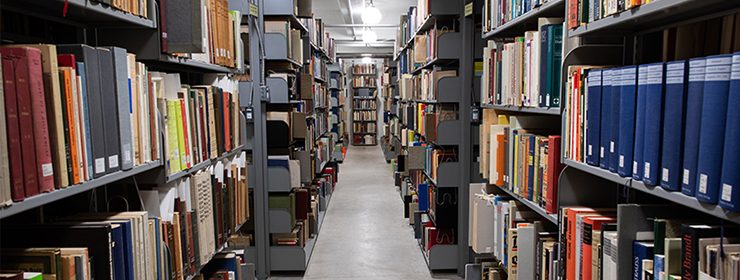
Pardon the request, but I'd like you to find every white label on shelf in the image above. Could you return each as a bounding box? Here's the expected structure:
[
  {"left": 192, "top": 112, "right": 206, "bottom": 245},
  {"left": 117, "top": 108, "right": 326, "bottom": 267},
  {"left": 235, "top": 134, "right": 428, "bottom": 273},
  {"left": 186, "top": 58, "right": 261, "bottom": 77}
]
[
  {"left": 662, "top": 168, "right": 669, "bottom": 182},
  {"left": 633, "top": 161, "right": 638, "bottom": 175},
  {"left": 644, "top": 163, "right": 651, "bottom": 179},
  {"left": 610, "top": 141, "right": 614, "bottom": 153},
  {"left": 42, "top": 163, "right": 54, "bottom": 177},
  {"left": 95, "top": 158, "right": 106, "bottom": 174},
  {"left": 699, "top": 174, "right": 708, "bottom": 194},
  {"left": 600, "top": 147, "right": 605, "bottom": 158},
  {"left": 619, "top": 155, "right": 624, "bottom": 168},
  {"left": 722, "top": 184, "right": 733, "bottom": 201},
  {"left": 683, "top": 169, "right": 690, "bottom": 185},
  {"left": 109, "top": 155, "right": 119, "bottom": 168},
  {"left": 588, "top": 144, "right": 592, "bottom": 156}
]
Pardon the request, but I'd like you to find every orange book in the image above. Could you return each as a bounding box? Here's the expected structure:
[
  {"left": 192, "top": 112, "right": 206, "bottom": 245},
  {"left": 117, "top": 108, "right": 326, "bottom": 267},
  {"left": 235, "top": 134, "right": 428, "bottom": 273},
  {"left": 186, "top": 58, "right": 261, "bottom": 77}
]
[
  {"left": 60, "top": 68, "right": 80, "bottom": 184},
  {"left": 495, "top": 134, "right": 505, "bottom": 186}
]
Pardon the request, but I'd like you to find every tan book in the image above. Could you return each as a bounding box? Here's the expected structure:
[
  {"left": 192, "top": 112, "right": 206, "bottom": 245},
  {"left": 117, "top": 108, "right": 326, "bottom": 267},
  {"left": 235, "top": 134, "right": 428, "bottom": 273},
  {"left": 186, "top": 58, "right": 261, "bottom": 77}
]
[
  {"left": 1, "top": 248, "right": 61, "bottom": 280},
  {"left": 128, "top": 54, "right": 141, "bottom": 166},
  {"left": 0, "top": 58, "right": 10, "bottom": 206}
]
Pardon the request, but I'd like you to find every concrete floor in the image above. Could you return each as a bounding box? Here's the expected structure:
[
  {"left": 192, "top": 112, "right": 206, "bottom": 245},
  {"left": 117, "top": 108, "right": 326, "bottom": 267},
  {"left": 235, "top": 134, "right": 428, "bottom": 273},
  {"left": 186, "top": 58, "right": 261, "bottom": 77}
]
[{"left": 269, "top": 145, "right": 462, "bottom": 280}]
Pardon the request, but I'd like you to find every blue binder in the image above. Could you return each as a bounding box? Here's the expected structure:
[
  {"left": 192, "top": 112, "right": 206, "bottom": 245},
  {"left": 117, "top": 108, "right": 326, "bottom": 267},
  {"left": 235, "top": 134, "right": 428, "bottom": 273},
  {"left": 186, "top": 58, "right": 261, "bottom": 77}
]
[
  {"left": 632, "top": 65, "right": 649, "bottom": 180},
  {"left": 418, "top": 183, "right": 429, "bottom": 211},
  {"left": 719, "top": 52, "right": 740, "bottom": 211},
  {"left": 600, "top": 69, "right": 614, "bottom": 170},
  {"left": 680, "top": 57, "right": 707, "bottom": 196},
  {"left": 586, "top": 69, "right": 602, "bottom": 167},
  {"left": 609, "top": 67, "right": 623, "bottom": 173},
  {"left": 660, "top": 60, "right": 688, "bottom": 191},
  {"left": 643, "top": 63, "right": 666, "bottom": 185},
  {"left": 618, "top": 66, "right": 638, "bottom": 177},
  {"left": 696, "top": 54, "right": 733, "bottom": 204}
]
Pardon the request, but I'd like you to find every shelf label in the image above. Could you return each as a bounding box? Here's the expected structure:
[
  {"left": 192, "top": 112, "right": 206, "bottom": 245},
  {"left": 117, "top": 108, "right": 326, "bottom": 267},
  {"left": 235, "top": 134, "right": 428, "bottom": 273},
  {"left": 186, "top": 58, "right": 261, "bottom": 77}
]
[
  {"left": 250, "top": 3, "right": 258, "bottom": 17},
  {"left": 465, "top": 2, "right": 473, "bottom": 17}
]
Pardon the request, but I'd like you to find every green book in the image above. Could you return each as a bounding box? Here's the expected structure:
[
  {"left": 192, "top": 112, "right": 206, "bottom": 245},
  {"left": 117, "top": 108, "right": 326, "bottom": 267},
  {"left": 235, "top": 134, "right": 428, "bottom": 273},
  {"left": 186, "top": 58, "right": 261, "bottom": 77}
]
[
  {"left": 166, "top": 100, "right": 181, "bottom": 173},
  {"left": 175, "top": 97, "right": 188, "bottom": 169},
  {"left": 547, "top": 24, "right": 563, "bottom": 108}
]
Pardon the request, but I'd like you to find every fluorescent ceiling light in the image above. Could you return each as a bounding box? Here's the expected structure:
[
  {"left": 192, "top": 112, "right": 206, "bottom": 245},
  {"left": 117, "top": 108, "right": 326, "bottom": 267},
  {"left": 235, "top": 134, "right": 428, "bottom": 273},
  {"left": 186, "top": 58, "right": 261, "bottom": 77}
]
[
  {"left": 362, "top": 30, "right": 378, "bottom": 43},
  {"left": 361, "top": 4, "right": 381, "bottom": 24},
  {"left": 362, "top": 57, "right": 372, "bottom": 63}
]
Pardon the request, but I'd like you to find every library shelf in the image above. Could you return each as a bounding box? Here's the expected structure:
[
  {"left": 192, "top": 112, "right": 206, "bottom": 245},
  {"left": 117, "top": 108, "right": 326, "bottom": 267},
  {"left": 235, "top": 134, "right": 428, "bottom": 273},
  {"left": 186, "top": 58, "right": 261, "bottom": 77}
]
[
  {"left": 422, "top": 170, "right": 438, "bottom": 186},
  {"left": 265, "top": 57, "right": 303, "bottom": 68},
  {"left": 410, "top": 57, "right": 459, "bottom": 74},
  {"left": 480, "top": 103, "right": 561, "bottom": 115},
  {"left": 481, "top": 0, "right": 564, "bottom": 39},
  {"left": 353, "top": 143, "right": 377, "bottom": 146},
  {"left": 490, "top": 181, "right": 558, "bottom": 224},
  {"left": 329, "top": 86, "right": 341, "bottom": 91},
  {"left": 416, "top": 238, "right": 458, "bottom": 270},
  {"left": 394, "top": 36, "right": 416, "bottom": 62},
  {"left": 316, "top": 160, "right": 329, "bottom": 174},
  {"left": 309, "top": 42, "right": 331, "bottom": 61},
  {"left": 567, "top": 0, "right": 740, "bottom": 37},
  {"left": 353, "top": 132, "right": 377, "bottom": 134},
  {"left": 354, "top": 96, "right": 376, "bottom": 99},
  {"left": 351, "top": 73, "right": 377, "bottom": 76},
  {"left": 352, "top": 108, "right": 376, "bottom": 111},
  {"left": 0, "top": 0, "right": 156, "bottom": 29},
  {"left": 314, "top": 106, "right": 328, "bottom": 110},
  {"left": 0, "top": 159, "right": 162, "bottom": 219},
  {"left": 165, "top": 145, "right": 246, "bottom": 183},
  {"left": 185, "top": 217, "right": 250, "bottom": 280},
  {"left": 145, "top": 55, "right": 240, "bottom": 74},
  {"left": 314, "top": 75, "right": 326, "bottom": 83},
  {"left": 564, "top": 159, "right": 740, "bottom": 224},
  {"left": 352, "top": 86, "right": 378, "bottom": 89}
]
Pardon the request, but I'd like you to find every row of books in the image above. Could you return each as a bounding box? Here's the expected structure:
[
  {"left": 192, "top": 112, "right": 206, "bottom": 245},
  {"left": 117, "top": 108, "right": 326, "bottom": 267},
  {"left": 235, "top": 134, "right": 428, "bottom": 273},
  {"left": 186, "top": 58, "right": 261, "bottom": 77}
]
[
  {"left": 354, "top": 99, "right": 377, "bottom": 109},
  {"left": 0, "top": 44, "right": 160, "bottom": 204},
  {"left": 164, "top": 0, "right": 242, "bottom": 69},
  {"left": 566, "top": 0, "right": 656, "bottom": 29},
  {"left": 156, "top": 73, "right": 241, "bottom": 176},
  {"left": 309, "top": 53, "right": 327, "bottom": 82},
  {"left": 264, "top": 20, "right": 304, "bottom": 62},
  {"left": 353, "top": 135, "right": 376, "bottom": 145},
  {"left": 411, "top": 24, "right": 455, "bottom": 66},
  {"left": 481, "top": 19, "right": 564, "bottom": 108},
  {"left": 418, "top": 68, "right": 457, "bottom": 101},
  {"left": 468, "top": 193, "right": 557, "bottom": 280},
  {"left": 482, "top": 0, "right": 556, "bottom": 32},
  {"left": 300, "top": 17, "right": 335, "bottom": 60},
  {"left": 564, "top": 52, "right": 740, "bottom": 211},
  {"left": 268, "top": 189, "right": 317, "bottom": 247},
  {"left": 351, "top": 76, "right": 377, "bottom": 88},
  {"left": 353, "top": 111, "right": 377, "bottom": 121},
  {"left": 108, "top": 0, "right": 148, "bottom": 19},
  {"left": 0, "top": 152, "right": 249, "bottom": 280},
  {"left": 352, "top": 123, "right": 376, "bottom": 134},
  {"left": 423, "top": 145, "right": 456, "bottom": 182},
  {"left": 313, "top": 84, "right": 329, "bottom": 108},
  {"left": 312, "top": 111, "right": 331, "bottom": 141},
  {"left": 351, "top": 64, "right": 376, "bottom": 75},
  {"left": 560, "top": 206, "right": 740, "bottom": 280}
]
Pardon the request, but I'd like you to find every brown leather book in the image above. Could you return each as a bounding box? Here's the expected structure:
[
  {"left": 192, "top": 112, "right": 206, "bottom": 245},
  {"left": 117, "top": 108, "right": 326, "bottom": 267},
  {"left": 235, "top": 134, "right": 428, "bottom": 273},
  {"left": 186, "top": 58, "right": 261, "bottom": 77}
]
[{"left": 2, "top": 55, "right": 25, "bottom": 201}]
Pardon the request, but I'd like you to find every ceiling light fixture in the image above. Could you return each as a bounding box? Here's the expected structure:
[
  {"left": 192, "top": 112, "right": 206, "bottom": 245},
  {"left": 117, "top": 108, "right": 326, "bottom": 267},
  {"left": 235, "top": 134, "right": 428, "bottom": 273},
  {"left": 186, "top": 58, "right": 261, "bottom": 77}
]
[
  {"left": 361, "top": 0, "right": 382, "bottom": 24},
  {"left": 362, "top": 57, "right": 372, "bottom": 63},
  {"left": 362, "top": 29, "right": 377, "bottom": 43}
]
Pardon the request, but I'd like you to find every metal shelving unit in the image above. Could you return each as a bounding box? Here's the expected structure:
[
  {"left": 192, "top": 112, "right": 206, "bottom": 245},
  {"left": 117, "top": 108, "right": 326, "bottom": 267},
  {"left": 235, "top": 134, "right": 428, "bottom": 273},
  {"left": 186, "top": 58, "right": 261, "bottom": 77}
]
[
  {"left": 481, "top": 0, "right": 564, "bottom": 38},
  {"left": 481, "top": 103, "right": 561, "bottom": 115}
]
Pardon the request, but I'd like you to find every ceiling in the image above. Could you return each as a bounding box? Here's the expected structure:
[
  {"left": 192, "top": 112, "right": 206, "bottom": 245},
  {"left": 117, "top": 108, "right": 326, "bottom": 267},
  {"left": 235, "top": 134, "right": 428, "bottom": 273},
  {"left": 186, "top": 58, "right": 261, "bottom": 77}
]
[{"left": 311, "top": 0, "right": 417, "bottom": 55}]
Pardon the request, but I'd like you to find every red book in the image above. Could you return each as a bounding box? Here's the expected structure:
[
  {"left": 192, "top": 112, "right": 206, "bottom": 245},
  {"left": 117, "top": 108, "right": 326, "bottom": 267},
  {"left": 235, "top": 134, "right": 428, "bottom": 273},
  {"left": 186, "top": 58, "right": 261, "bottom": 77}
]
[
  {"left": 568, "top": 0, "right": 578, "bottom": 29},
  {"left": 546, "top": 135, "right": 564, "bottom": 214},
  {"left": 57, "top": 55, "right": 76, "bottom": 69},
  {"left": 213, "top": 175, "right": 223, "bottom": 246},
  {"left": 1, "top": 48, "right": 39, "bottom": 197},
  {"left": 295, "top": 189, "right": 309, "bottom": 220},
  {"left": 180, "top": 99, "right": 191, "bottom": 168},
  {"left": 582, "top": 216, "right": 617, "bottom": 280},
  {"left": 159, "top": 0, "right": 168, "bottom": 53},
  {"left": 427, "top": 227, "right": 454, "bottom": 251},
  {"left": 148, "top": 73, "right": 157, "bottom": 161},
  {"left": 185, "top": 211, "right": 196, "bottom": 275},
  {"left": 25, "top": 48, "right": 54, "bottom": 193},
  {"left": 222, "top": 91, "right": 230, "bottom": 152},
  {"left": 2, "top": 55, "right": 26, "bottom": 201}
]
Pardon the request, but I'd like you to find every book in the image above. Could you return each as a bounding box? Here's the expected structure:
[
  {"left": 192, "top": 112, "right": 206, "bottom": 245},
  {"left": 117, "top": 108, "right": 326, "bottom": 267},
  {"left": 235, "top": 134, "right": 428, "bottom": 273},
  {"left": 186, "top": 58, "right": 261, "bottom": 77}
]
[
  {"left": 105, "top": 47, "right": 134, "bottom": 171},
  {"left": 680, "top": 224, "right": 740, "bottom": 279},
  {"left": 0, "top": 58, "right": 9, "bottom": 206},
  {"left": 599, "top": 69, "right": 613, "bottom": 170},
  {"left": 719, "top": 52, "right": 740, "bottom": 212},
  {"left": 617, "top": 66, "right": 638, "bottom": 177},
  {"left": 74, "top": 62, "right": 94, "bottom": 182},
  {"left": 96, "top": 48, "right": 121, "bottom": 174},
  {"left": 681, "top": 57, "right": 707, "bottom": 196},
  {"left": 59, "top": 67, "right": 81, "bottom": 185},
  {"left": 586, "top": 69, "right": 602, "bottom": 166},
  {"left": 643, "top": 63, "right": 665, "bottom": 185},
  {"left": 546, "top": 135, "right": 563, "bottom": 214},
  {"left": 634, "top": 241, "right": 654, "bottom": 280},
  {"left": 660, "top": 60, "right": 688, "bottom": 191},
  {"left": 2, "top": 55, "right": 25, "bottom": 201},
  {"left": 608, "top": 67, "right": 622, "bottom": 173},
  {"left": 696, "top": 54, "right": 733, "bottom": 204},
  {"left": 632, "top": 65, "right": 648, "bottom": 180}
]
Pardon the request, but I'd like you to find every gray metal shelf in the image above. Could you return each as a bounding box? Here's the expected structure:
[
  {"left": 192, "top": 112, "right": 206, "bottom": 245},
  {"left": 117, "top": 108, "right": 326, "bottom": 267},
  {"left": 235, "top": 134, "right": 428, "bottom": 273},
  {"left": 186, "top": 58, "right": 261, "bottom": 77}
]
[
  {"left": 263, "top": 0, "right": 309, "bottom": 33},
  {"left": 567, "top": 0, "right": 740, "bottom": 37},
  {"left": 417, "top": 239, "right": 459, "bottom": 270},
  {"left": 482, "top": 0, "right": 564, "bottom": 39},
  {"left": 0, "top": 159, "right": 162, "bottom": 219},
  {"left": 145, "top": 55, "right": 239, "bottom": 74},
  {"left": 481, "top": 104, "right": 561, "bottom": 115},
  {"left": 490, "top": 180, "right": 558, "bottom": 224},
  {"left": 1, "top": 0, "right": 156, "bottom": 29},
  {"left": 564, "top": 159, "right": 740, "bottom": 224},
  {"left": 165, "top": 145, "right": 245, "bottom": 183}
]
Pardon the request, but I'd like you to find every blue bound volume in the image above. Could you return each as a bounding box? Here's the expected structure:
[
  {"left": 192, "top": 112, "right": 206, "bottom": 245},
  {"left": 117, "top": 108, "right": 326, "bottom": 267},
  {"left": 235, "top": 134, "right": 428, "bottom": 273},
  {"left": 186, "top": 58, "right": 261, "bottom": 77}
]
[
  {"left": 609, "top": 67, "right": 623, "bottom": 173},
  {"left": 680, "top": 57, "right": 707, "bottom": 196},
  {"left": 643, "top": 63, "right": 666, "bottom": 185},
  {"left": 618, "top": 66, "right": 638, "bottom": 177},
  {"left": 633, "top": 241, "right": 654, "bottom": 280},
  {"left": 696, "top": 54, "right": 733, "bottom": 204},
  {"left": 586, "top": 69, "right": 602, "bottom": 167},
  {"left": 600, "top": 69, "right": 613, "bottom": 170},
  {"left": 632, "top": 65, "right": 649, "bottom": 180},
  {"left": 418, "top": 183, "right": 429, "bottom": 211},
  {"left": 660, "top": 60, "right": 688, "bottom": 191},
  {"left": 719, "top": 52, "right": 740, "bottom": 212}
]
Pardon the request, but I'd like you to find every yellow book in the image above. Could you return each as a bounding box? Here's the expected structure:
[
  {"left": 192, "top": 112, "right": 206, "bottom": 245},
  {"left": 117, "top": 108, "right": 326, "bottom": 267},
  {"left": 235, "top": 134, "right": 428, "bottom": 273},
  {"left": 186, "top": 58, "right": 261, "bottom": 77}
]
[
  {"left": 175, "top": 98, "right": 188, "bottom": 170},
  {"left": 166, "top": 100, "right": 181, "bottom": 173}
]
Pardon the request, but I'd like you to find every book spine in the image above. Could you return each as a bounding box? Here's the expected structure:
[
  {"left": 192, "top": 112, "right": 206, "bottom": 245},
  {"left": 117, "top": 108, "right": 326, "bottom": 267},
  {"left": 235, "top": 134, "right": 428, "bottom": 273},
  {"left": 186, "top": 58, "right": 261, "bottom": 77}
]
[
  {"left": 680, "top": 58, "right": 707, "bottom": 196},
  {"left": 12, "top": 50, "right": 41, "bottom": 196},
  {"left": 608, "top": 67, "right": 622, "bottom": 173},
  {"left": 109, "top": 47, "right": 134, "bottom": 170},
  {"left": 599, "top": 70, "right": 612, "bottom": 170},
  {"left": 76, "top": 63, "right": 94, "bottom": 182},
  {"left": 586, "top": 70, "right": 602, "bottom": 167},
  {"left": 719, "top": 52, "right": 740, "bottom": 212},
  {"left": 166, "top": 100, "right": 181, "bottom": 173},
  {"left": 546, "top": 136, "right": 562, "bottom": 214},
  {"left": 696, "top": 54, "right": 733, "bottom": 204},
  {"left": 26, "top": 48, "right": 55, "bottom": 193},
  {"left": 62, "top": 69, "right": 80, "bottom": 185},
  {"left": 550, "top": 25, "right": 564, "bottom": 108},
  {"left": 660, "top": 61, "right": 688, "bottom": 190},
  {"left": 177, "top": 99, "right": 188, "bottom": 169},
  {"left": 96, "top": 48, "right": 121, "bottom": 174},
  {"left": 632, "top": 65, "right": 648, "bottom": 180},
  {"left": 617, "top": 66, "right": 638, "bottom": 177},
  {"left": 2, "top": 56, "right": 26, "bottom": 201},
  {"left": 643, "top": 63, "right": 665, "bottom": 185}
]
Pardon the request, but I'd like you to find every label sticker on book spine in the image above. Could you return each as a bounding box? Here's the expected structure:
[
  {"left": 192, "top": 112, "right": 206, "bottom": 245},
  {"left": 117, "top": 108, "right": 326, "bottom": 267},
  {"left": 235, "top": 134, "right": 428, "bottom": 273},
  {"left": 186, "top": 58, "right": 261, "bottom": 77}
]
[
  {"left": 610, "top": 142, "right": 615, "bottom": 153},
  {"left": 42, "top": 163, "right": 54, "bottom": 177},
  {"left": 619, "top": 155, "right": 624, "bottom": 167},
  {"left": 683, "top": 169, "right": 690, "bottom": 185},
  {"left": 109, "top": 155, "right": 119, "bottom": 168},
  {"left": 644, "top": 163, "right": 650, "bottom": 179},
  {"left": 662, "top": 168, "right": 669, "bottom": 182},
  {"left": 95, "top": 158, "right": 106, "bottom": 174},
  {"left": 588, "top": 144, "right": 592, "bottom": 156},
  {"left": 699, "top": 174, "right": 708, "bottom": 194},
  {"left": 722, "top": 184, "right": 733, "bottom": 201},
  {"left": 633, "top": 162, "right": 638, "bottom": 174},
  {"left": 600, "top": 147, "right": 605, "bottom": 158}
]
